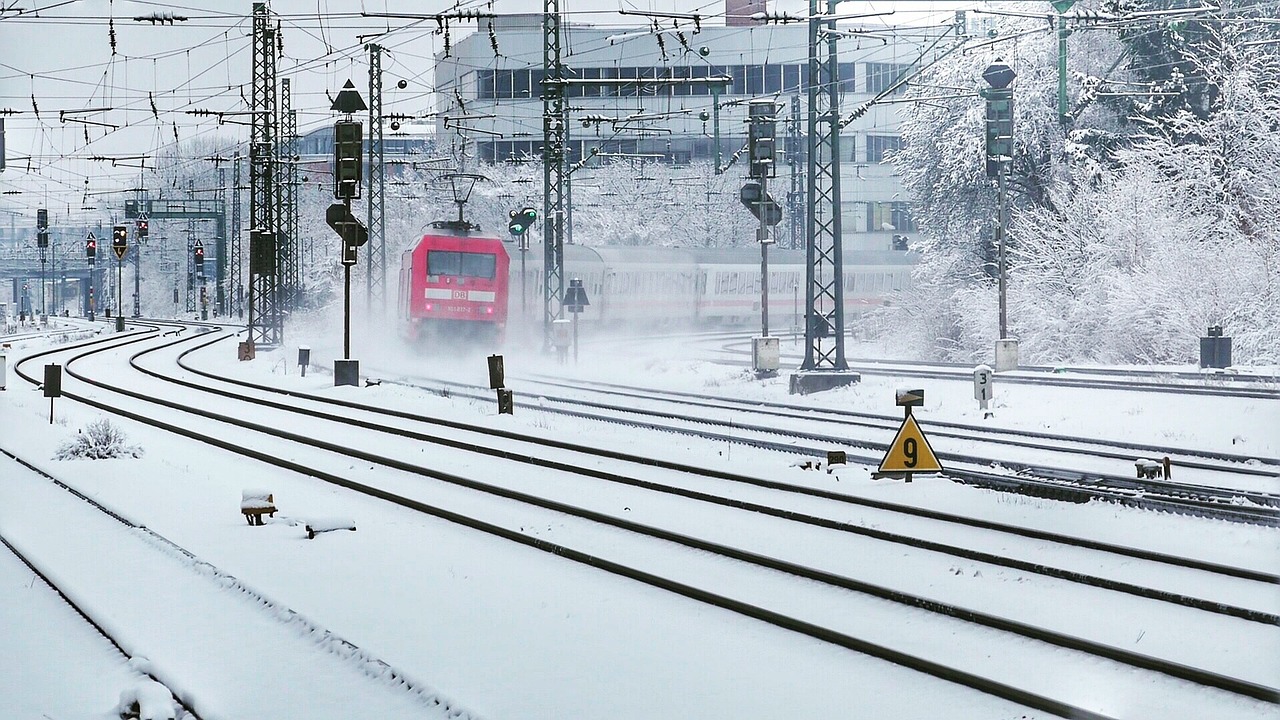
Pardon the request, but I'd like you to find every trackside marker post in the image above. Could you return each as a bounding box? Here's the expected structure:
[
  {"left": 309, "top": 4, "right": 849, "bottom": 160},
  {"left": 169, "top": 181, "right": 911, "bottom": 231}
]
[
  {"left": 974, "top": 364, "right": 993, "bottom": 417},
  {"left": 43, "top": 363, "right": 62, "bottom": 424},
  {"left": 875, "top": 388, "right": 942, "bottom": 483}
]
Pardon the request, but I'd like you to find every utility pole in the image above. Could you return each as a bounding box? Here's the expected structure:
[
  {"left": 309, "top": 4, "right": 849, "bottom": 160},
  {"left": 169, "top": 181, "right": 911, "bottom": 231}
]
[{"left": 1052, "top": 0, "right": 1075, "bottom": 126}]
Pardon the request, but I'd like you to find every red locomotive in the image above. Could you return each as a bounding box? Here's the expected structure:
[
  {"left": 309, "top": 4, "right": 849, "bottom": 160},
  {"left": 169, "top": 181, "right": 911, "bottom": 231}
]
[{"left": 398, "top": 222, "right": 511, "bottom": 345}]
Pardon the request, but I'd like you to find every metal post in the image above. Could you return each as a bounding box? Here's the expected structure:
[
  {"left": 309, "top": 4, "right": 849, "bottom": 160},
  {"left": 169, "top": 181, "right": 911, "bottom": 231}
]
[
  {"left": 712, "top": 85, "right": 723, "bottom": 174},
  {"left": 997, "top": 169, "right": 1008, "bottom": 339},
  {"left": 116, "top": 255, "right": 123, "bottom": 330},
  {"left": 344, "top": 263, "right": 352, "bottom": 360},
  {"left": 1053, "top": 0, "right": 1075, "bottom": 125},
  {"left": 572, "top": 311, "right": 579, "bottom": 363},
  {"left": 132, "top": 233, "right": 141, "bottom": 318},
  {"left": 760, "top": 172, "right": 769, "bottom": 337},
  {"left": 87, "top": 256, "right": 95, "bottom": 321},
  {"left": 520, "top": 242, "right": 528, "bottom": 321}
]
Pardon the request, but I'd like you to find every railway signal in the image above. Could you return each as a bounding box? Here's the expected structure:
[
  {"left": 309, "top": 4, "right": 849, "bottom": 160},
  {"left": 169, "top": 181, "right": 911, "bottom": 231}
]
[
  {"left": 136, "top": 216, "right": 149, "bottom": 239},
  {"left": 747, "top": 100, "right": 778, "bottom": 179},
  {"left": 739, "top": 182, "right": 782, "bottom": 227},
  {"left": 112, "top": 225, "right": 128, "bottom": 260},
  {"left": 326, "top": 202, "right": 368, "bottom": 261},
  {"left": 36, "top": 208, "right": 48, "bottom": 248},
  {"left": 333, "top": 120, "right": 363, "bottom": 200},
  {"left": 193, "top": 240, "right": 205, "bottom": 271},
  {"left": 85, "top": 232, "right": 97, "bottom": 261},
  {"left": 508, "top": 206, "right": 537, "bottom": 236}
]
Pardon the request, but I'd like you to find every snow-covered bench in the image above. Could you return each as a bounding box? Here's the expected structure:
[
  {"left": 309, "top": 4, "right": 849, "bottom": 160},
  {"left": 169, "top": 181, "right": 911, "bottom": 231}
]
[{"left": 240, "top": 489, "right": 277, "bottom": 526}]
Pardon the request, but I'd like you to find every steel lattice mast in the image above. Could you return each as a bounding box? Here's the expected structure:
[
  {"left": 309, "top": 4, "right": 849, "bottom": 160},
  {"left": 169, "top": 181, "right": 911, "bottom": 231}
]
[
  {"left": 366, "top": 43, "right": 387, "bottom": 315},
  {"left": 542, "top": 0, "right": 567, "bottom": 347},
  {"left": 278, "top": 77, "right": 298, "bottom": 308},
  {"left": 231, "top": 150, "right": 243, "bottom": 318},
  {"left": 248, "top": 1, "right": 282, "bottom": 347},
  {"left": 801, "top": 0, "right": 848, "bottom": 372},
  {"left": 787, "top": 95, "right": 804, "bottom": 252},
  {"left": 215, "top": 164, "right": 226, "bottom": 314}
]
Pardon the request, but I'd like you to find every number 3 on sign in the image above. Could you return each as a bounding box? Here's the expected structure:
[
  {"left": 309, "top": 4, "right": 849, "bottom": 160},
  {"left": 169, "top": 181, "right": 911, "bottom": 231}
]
[{"left": 878, "top": 415, "right": 942, "bottom": 474}]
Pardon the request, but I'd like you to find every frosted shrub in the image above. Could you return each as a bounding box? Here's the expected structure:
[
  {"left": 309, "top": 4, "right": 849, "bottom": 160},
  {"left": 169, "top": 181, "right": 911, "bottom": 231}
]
[{"left": 55, "top": 419, "right": 144, "bottom": 460}]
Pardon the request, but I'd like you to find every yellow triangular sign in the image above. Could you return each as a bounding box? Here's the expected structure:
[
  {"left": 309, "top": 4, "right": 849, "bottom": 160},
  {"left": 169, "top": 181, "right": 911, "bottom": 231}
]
[{"left": 878, "top": 414, "right": 943, "bottom": 473}]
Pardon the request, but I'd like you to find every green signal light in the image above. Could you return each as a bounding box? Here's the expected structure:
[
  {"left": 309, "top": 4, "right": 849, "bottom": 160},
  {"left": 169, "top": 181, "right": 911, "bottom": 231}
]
[{"left": 508, "top": 206, "right": 538, "bottom": 236}]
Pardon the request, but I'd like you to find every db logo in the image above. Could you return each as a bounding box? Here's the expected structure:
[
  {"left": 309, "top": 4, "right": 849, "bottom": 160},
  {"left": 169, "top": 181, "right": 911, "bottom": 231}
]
[{"left": 452, "top": 290, "right": 467, "bottom": 300}]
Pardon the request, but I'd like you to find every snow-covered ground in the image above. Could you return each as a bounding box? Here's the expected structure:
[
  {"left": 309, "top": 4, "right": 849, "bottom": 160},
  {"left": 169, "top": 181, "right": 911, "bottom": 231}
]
[{"left": 1, "top": 320, "right": 1277, "bottom": 719}]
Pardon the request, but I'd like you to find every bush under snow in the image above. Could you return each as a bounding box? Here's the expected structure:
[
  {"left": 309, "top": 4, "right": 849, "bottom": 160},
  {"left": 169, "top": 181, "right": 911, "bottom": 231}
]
[{"left": 55, "top": 419, "right": 144, "bottom": 460}]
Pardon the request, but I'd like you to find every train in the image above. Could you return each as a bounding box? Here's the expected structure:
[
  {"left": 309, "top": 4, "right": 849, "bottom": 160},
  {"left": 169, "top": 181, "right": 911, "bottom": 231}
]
[
  {"left": 398, "top": 221, "right": 512, "bottom": 344},
  {"left": 399, "top": 222, "right": 916, "bottom": 344}
]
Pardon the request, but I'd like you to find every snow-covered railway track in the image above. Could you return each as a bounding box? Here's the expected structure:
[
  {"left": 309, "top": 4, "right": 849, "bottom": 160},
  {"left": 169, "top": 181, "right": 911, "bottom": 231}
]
[
  {"left": 0, "top": 510, "right": 200, "bottom": 720},
  {"left": 705, "top": 336, "right": 1280, "bottom": 400},
  {"left": 397, "top": 372, "right": 1280, "bottom": 524},
  {"left": 24, "top": 329, "right": 1279, "bottom": 716}
]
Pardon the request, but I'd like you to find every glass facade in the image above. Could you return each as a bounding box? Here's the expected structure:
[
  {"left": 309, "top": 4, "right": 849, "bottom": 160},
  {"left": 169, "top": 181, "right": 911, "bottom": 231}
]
[
  {"left": 475, "top": 63, "right": 856, "bottom": 100},
  {"left": 865, "top": 62, "right": 912, "bottom": 94},
  {"left": 866, "top": 134, "right": 903, "bottom": 163}
]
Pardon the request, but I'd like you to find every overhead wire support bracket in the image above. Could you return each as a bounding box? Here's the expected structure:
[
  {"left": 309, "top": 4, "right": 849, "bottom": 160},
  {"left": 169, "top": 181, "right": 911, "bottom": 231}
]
[{"left": 133, "top": 12, "right": 187, "bottom": 24}]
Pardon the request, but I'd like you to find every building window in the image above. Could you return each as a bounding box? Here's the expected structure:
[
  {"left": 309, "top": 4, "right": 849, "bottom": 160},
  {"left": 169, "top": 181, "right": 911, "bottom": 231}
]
[
  {"left": 866, "top": 134, "right": 902, "bottom": 163},
  {"left": 477, "top": 70, "right": 495, "bottom": 99},
  {"left": 838, "top": 63, "right": 856, "bottom": 95},
  {"left": 865, "top": 201, "right": 916, "bottom": 233},
  {"left": 865, "top": 62, "right": 911, "bottom": 94}
]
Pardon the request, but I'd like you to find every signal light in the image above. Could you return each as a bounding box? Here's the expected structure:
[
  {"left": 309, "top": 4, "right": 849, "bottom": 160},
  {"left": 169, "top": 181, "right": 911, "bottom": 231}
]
[
  {"left": 333, "top": 120, "right": 363, "bottom": 199},
  {"left": 85, "top": 236, "right": 97, "bottom": 260},
  {"left": 37, "top": 208, "right": 49, "bottom": 249},
  {"left": 112, "top": 225, "right": 128, "bottom": 259},
  {"left": 507, "top": 206, "right": 537, "bottom": 236},
  {"left": 194, "top": 242, "right": 205, "bottom": 269},
  {"left": 136, "top": 218, "right": 149, "bottom": 238}
]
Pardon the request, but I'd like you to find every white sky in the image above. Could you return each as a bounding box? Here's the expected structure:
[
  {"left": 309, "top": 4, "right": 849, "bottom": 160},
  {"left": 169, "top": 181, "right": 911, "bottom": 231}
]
[{"left": 0, "top": 0, "right": 973, "bottom": 225}]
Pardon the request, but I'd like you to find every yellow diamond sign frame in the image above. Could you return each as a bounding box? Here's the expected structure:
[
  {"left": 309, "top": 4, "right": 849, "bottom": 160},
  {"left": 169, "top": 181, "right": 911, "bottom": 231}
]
[{"left": 878, "top": 414, "right": 943, "bottom": 474}]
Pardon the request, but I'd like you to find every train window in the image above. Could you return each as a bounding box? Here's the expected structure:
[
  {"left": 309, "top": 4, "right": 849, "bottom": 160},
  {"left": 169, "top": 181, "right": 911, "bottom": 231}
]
[
  {"left": 427, "top": 251, "right": 461, "bottom": 276},
  {"left": 461, "top": 253, "right": 497, "bottom": 279},
  {"left": 427, "top": 251, "right": 496, "bottom": 279}
]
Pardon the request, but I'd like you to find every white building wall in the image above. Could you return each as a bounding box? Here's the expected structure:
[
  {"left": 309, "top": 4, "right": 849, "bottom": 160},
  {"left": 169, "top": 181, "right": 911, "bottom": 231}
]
[{"left": 435, "top": 16, "right": 926, "bottom": 252}]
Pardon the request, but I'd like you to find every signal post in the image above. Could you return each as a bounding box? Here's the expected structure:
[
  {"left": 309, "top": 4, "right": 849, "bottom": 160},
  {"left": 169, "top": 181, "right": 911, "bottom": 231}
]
[
  {"left": 327, "top": 80, "right": 369, "bottom": 387},
  {"left": 112, "top": 225, "right": 127, "bottom": 331},
  {"left": 744, "top": 100, "right": 782, "bottom": 376}
]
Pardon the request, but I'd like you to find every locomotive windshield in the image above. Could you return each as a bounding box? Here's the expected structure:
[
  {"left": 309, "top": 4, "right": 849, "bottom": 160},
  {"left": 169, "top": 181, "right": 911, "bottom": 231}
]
[{"left": 427, "top": 250, "right": 497, "bottom": 280}]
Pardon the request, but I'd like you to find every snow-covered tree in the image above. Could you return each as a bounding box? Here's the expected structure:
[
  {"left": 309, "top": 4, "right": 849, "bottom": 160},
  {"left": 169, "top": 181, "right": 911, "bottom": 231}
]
[{"left": 884, "top": 1, "right": 1280, "bottom": 364}]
